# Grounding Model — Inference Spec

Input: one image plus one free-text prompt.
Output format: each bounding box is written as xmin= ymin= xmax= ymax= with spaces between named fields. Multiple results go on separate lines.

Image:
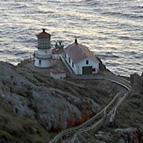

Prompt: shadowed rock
xmin=130 ymin=73 xmax=143 ymax=93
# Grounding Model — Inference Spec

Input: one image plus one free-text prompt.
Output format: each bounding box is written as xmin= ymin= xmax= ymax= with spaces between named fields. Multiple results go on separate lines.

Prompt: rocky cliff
xmin=0 ymin=61 xmax=140 ymax=143
xmin=87 ymin=73 xmax=143 ymax=143
xmin=0 ymin=61 xmax=124 ymax=143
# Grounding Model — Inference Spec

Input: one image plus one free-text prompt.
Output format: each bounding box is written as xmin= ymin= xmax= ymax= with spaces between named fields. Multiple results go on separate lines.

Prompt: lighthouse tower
xmin=34 ymin=29 xmax=53 ymax=68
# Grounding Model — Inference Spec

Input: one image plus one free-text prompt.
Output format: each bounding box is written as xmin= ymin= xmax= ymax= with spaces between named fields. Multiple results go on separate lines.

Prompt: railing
xmin=34 ymin=51 xmax=52 ymax=59
xmin=70 ymin=92 xmax=129 ymax=143
xmin=49 ymin=75 xmax=131 ymax=143
xmin=60 ymin=55 xmax=74 ymax=74
xmin=70 ymin=88 xmax=130 ymax=142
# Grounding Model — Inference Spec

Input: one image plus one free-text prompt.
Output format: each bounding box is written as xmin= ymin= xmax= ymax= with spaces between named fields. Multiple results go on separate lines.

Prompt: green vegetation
xmin=0 ymin=99 xmax=51 ymax=143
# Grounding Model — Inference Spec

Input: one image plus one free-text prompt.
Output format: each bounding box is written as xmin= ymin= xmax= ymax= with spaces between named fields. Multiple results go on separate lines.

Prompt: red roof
xmin=50 ymin=68 xmax=65 ymax=74
xmin=65 ymin=40 xmax=99 ymax=64
xmin=52 ymin=48 xmax=64 ymax=54
xmin=37 ymin=29 xmax=51 ymax=39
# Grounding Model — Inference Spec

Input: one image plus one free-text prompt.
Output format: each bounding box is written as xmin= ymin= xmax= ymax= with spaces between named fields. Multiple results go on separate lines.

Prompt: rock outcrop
xmin=88 ymin=127 xmax=143 ymax=143
xmin=96 ymin=57 xmax=108 ymax=72
xmin=130 ymin=73 xmax=143 ymax=93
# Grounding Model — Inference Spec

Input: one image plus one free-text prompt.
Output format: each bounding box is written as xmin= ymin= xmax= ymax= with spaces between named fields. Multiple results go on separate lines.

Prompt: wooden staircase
xmin=49 ymin=75 xmax=131 ymax=143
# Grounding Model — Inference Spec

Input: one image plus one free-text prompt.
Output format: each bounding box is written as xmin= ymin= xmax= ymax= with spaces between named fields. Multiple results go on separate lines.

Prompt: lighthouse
xmin=34 ymin=29 xmax=53 ymax=68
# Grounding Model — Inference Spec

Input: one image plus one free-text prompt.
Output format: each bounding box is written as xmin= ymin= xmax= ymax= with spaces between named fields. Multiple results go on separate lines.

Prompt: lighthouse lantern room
xmin=34 ymin=29 xmax=53 ymax=68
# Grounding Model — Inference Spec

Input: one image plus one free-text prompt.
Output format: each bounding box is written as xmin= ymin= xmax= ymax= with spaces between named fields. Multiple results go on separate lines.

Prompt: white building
xmin=34 ymin=29 xmax=53 ymax=68
xmin=50 ymin=68 xmax=66 ymax=79
xmin=65 ymin=39 xmax=99 ymax=75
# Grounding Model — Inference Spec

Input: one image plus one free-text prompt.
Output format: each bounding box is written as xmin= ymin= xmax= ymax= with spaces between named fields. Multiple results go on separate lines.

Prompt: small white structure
xmin=52 ymin=48 xmax=63 ymax=60
xmin=34 ymin=29 xmax=53 ymax=68
xmin=65 ymin=39 xmax=99 ymax=75
xmin=50 ymin=68 xmax=66 ymax=79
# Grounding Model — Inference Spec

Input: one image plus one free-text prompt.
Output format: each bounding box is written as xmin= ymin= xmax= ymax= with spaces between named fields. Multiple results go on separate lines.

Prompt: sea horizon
xmin=0 ymin=0 xmax=143 ymax=76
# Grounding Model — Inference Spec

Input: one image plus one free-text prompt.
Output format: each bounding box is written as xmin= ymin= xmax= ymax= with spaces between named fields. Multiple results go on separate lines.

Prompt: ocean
xmin=0 ymin=0 xmax=143 ymax=76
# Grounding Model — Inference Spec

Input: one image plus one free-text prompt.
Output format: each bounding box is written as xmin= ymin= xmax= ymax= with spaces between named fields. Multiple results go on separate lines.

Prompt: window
xmin=69 ymin=57 xmax=71 ymax=63
xmin=92 ymin=68 xmax=96 ymax=72
xmin=39 ymin=60 xmax=41 ymax=66
xmin=86 ymin=60 xmax=89 ymax=65
xmin=72 ymin=62 xmax=74 ymax=68
xmin=38 ymin=39 xmax=50 ymax=49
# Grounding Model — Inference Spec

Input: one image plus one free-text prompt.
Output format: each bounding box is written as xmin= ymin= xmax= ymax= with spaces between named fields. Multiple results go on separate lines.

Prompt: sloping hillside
xmin=0 ymin=61 xmax=127 ymax=142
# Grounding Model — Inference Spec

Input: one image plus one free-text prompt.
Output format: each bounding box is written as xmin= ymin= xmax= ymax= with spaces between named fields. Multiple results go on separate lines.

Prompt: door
xmin=82 ymin=66 xmax=92 ymax=74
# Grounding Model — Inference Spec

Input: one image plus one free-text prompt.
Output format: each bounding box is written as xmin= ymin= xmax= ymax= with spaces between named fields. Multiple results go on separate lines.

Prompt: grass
xmin=0 ymin=99 xmax=51 ymax=143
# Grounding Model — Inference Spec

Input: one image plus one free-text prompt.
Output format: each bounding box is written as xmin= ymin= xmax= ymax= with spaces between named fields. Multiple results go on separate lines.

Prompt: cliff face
xmin=117 ymin=73 xmax=143 ymax=128
xmin=0 ymin=61 xmax=128 ymax=142
xmin=0 ymin=62 xmax=102 ymax=131
xmin=87 ymin=73 xmax=143 ymax=143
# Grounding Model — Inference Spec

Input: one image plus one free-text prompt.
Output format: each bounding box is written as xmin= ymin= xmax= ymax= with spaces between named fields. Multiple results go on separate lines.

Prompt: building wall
xmin=77 ymin=58 xmax=99 ymax=75
xmin=65 ymin=53 xmax=99 ymax=75
xmin=65 ymin=53 xmax=77 ymax=74
xmin=34 ymin=58 xmax=53 ymax=68
xmin=35 ymin=49 xmax=52 ymax=59
xmin=52 ymin=54 xmax=61 ymax=60
xmin=38 ymin=49 xmax=50 ymax=55
xmin=50 ymin=72 xmax=66 ymax=79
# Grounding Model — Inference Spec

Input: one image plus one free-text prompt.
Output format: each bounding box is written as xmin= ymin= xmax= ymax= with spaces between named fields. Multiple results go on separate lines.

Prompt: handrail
xmin=70 ymin=87 xmax=130 ymax=142
xmin=49 ymin=75 xmax=131 ymax=143
xmin=70 ymin=93 xmax=122 ymax=143
xmin=34 ymin=51 xmax=52 ymax=59
xmin=49 ymin=92 xmax=120 ymax=143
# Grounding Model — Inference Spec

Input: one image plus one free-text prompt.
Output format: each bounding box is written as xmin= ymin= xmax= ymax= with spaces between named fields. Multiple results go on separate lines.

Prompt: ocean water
xmin=0 ymin=0 xmax=143 ymax=76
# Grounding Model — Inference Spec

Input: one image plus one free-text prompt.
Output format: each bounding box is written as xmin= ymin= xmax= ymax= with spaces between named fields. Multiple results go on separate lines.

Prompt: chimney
xmin=43 ymin=29 xmax=45 ymax=33
xmin=75 ymin=39 xmax=78 ymax=44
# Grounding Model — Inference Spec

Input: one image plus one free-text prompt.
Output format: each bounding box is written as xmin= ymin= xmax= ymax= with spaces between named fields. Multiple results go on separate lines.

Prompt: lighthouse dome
xmin=37 ymin=29 xmax=51 ymax=49
xmin=37 ymin=29 xmax=51 ymax=39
